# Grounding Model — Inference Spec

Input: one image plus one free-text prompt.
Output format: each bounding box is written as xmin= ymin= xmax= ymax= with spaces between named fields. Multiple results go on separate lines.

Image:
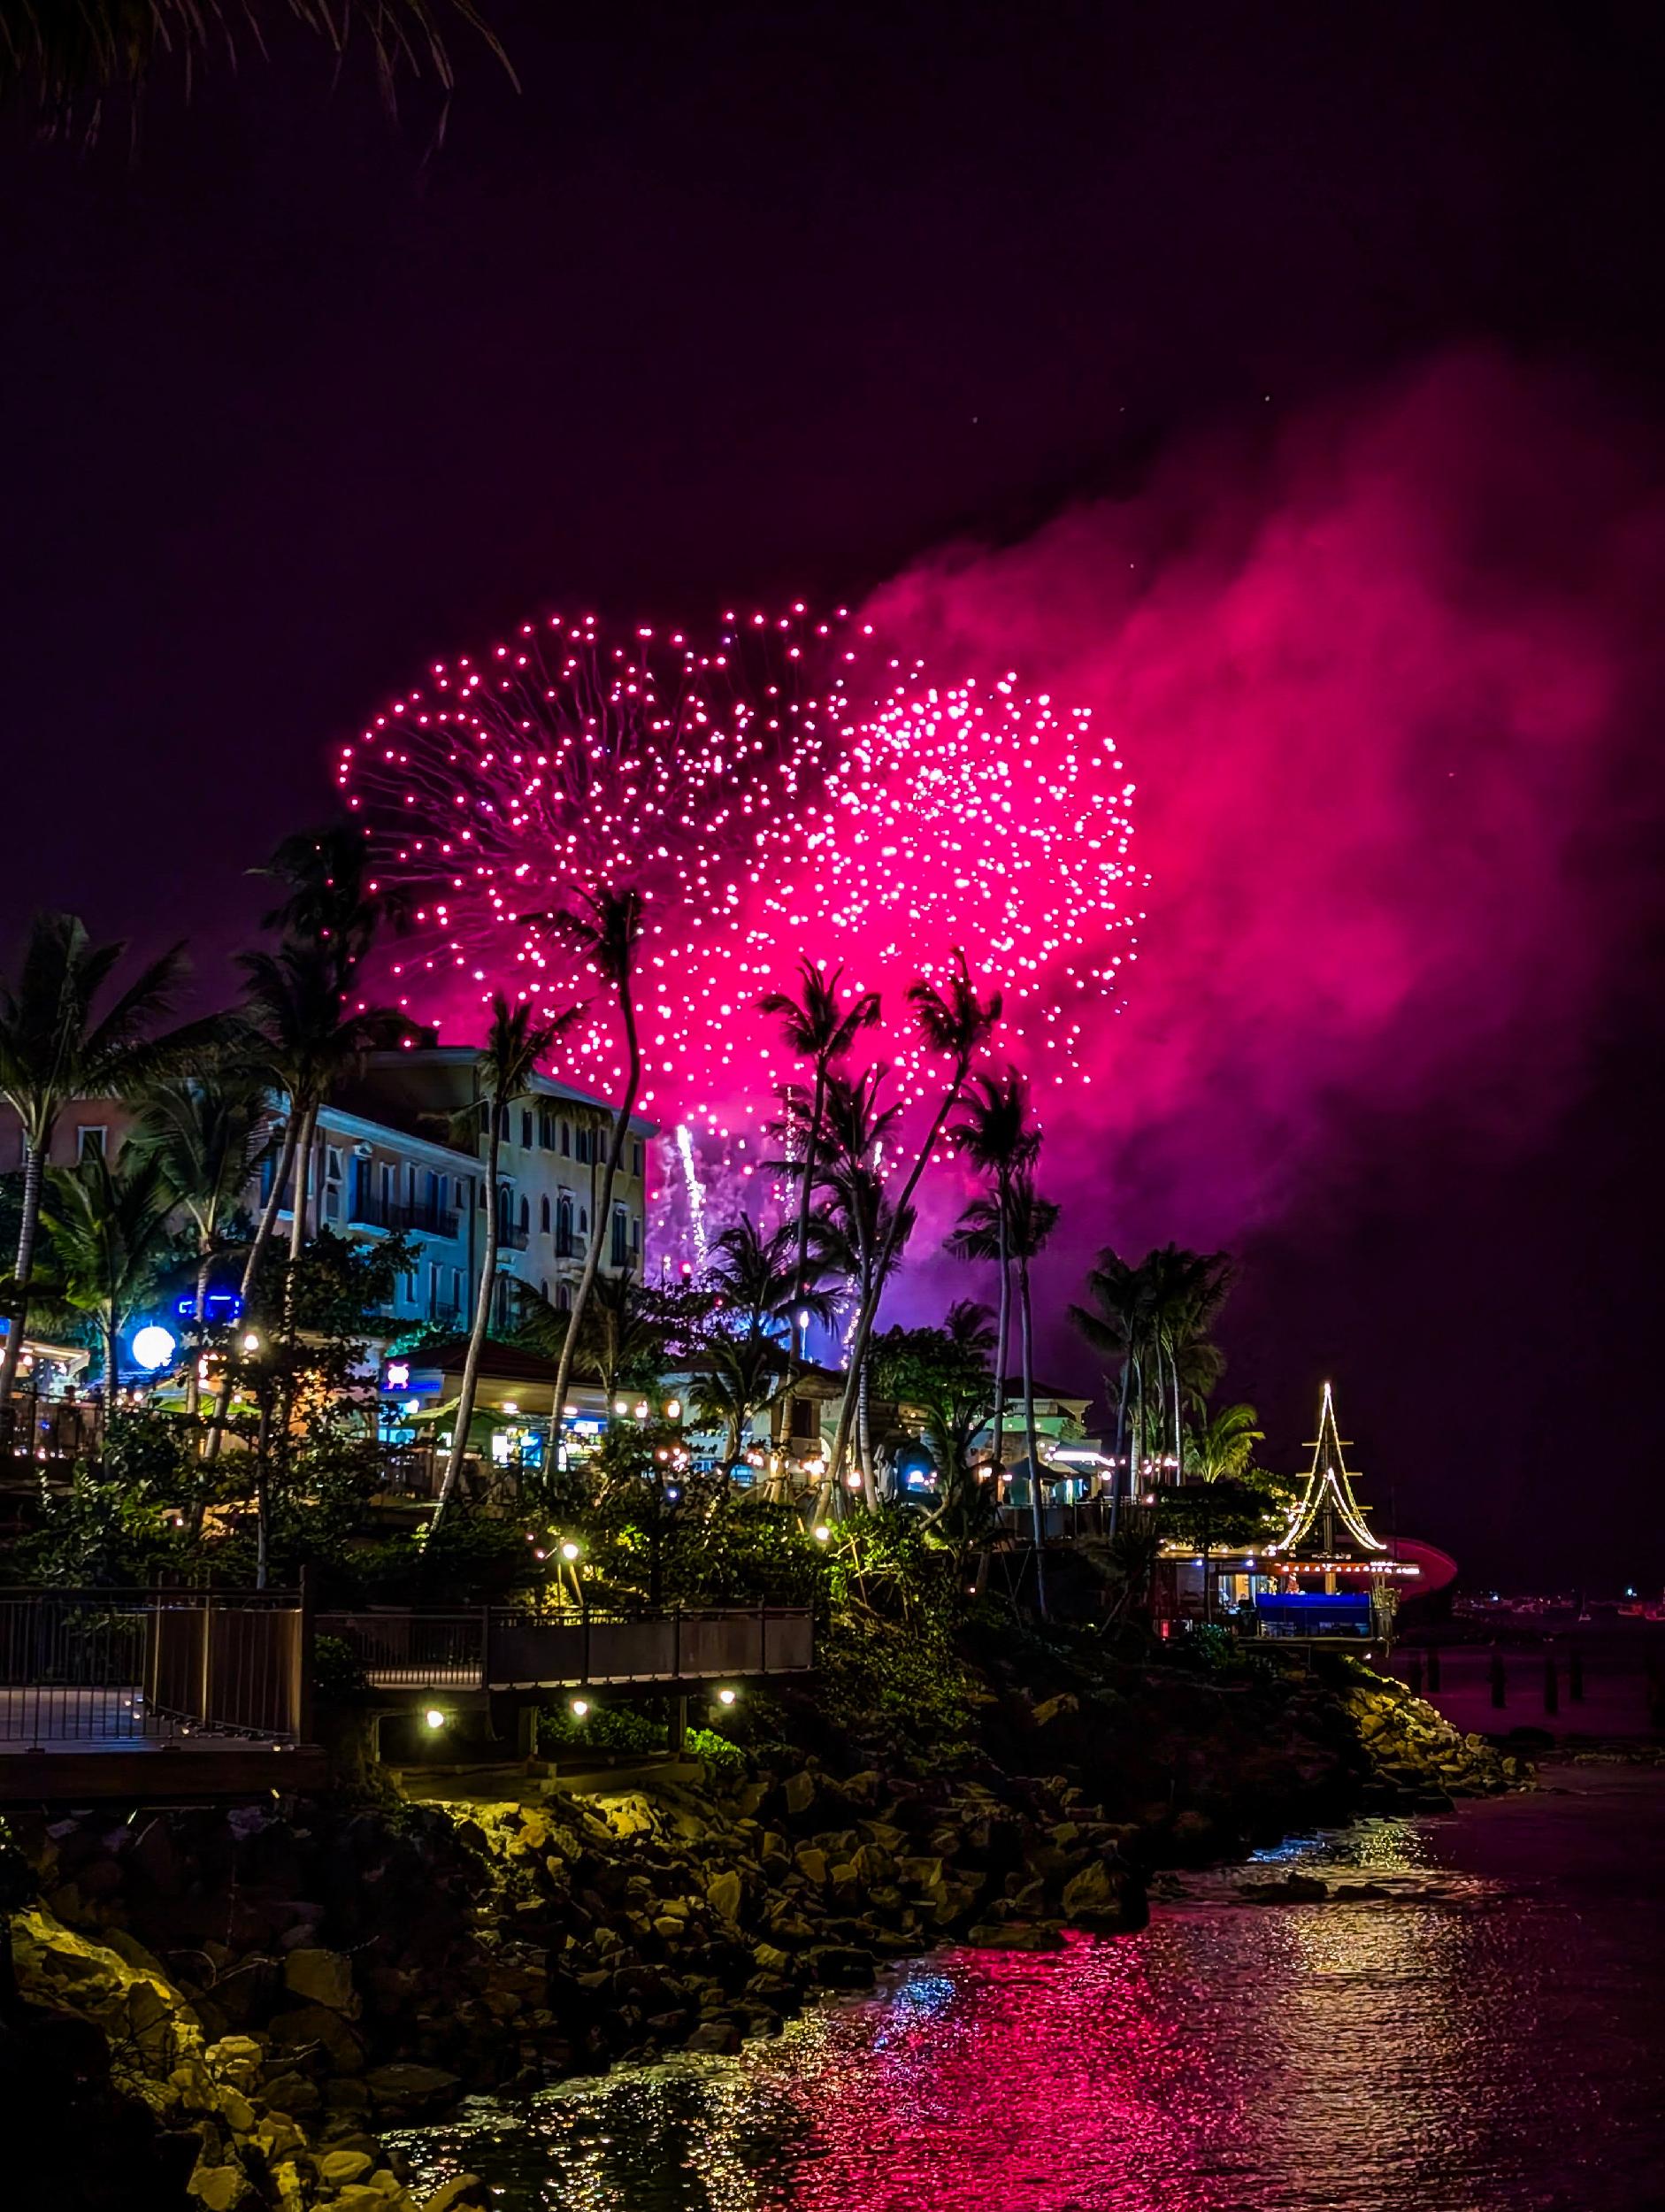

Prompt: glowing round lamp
xmin=423 ymin=1708 xmax=447 ymax=1731
xmin=570 ymin=1698 xmax=590 ymax=1720
xmin=131 ymin=1325 xmax=178 ymax=1372
xmin=717 ymin=1686 xmax=737 ymax=1707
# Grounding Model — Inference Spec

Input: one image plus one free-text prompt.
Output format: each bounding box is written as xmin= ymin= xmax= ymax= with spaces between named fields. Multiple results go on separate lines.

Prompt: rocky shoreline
xmin=3 ymin=1654 xmax=1522 ymax=2211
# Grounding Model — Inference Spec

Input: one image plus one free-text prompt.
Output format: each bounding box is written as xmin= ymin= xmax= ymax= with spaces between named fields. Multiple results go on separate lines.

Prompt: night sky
xmin=4 ymin=0 xmax=1663 ymax=1590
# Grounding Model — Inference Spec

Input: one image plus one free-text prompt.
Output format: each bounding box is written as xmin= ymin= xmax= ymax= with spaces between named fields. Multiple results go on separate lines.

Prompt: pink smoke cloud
xmin=863 ymin=350 xmax=1664 ymax=1289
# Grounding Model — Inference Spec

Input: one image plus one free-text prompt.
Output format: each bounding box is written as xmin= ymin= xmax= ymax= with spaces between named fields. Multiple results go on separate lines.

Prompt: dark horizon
xmin=4 ymin=0 xmax=1663 ymax=1592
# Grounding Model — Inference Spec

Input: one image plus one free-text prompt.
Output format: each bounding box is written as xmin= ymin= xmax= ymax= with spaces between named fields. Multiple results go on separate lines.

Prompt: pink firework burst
xmin=338 ymin=603 xmax=1140 ymax=1133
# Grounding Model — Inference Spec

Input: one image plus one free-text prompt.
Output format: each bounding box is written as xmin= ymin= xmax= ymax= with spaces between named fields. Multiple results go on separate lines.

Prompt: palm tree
xmin=950 ymin=1175 xmax=1059 ymax=1613
xmin=799 ymin=1066 xmax=909 ymax=1509
xmin=0 ymin=913 xmax=188 ymax=1421
xmin=1140 ymin=1244 xmax=1233 ymax=1482
xmin=694 ymin=1217 xmax=838 ymax=1472
xmin=40 ymin=1151 xmax=176 ymax=1433
xmin=255 ymin=825 xmax=395 ymax=972
xmin=1186 ymin=1401 xmax=1264 ymax=1483
xmin=1070 ymin=1248 xmax=1149 ymax=1530
xmin=1009 ymin=1174 xmax=1061 ymax=1614
xmin=758 ymin=962 xmax=880 ymax=1363
xmin=948 ymin=1068 xmax=1040 ymax=1494
xmin=5 ymin=0 xmax=508 ymax=138
xmin=824 ymin=952 xmax=1001 ymax=1500
xmin=534 ymin=888 xmax=645 ymax=1446
xmin=1071 ymin=1244 xmax=1233 ymax=1514
xmin=432 ymin=995 xmax=566 ymax=1532
xmin=234 ymin=941 xmax=410 ymax=1288
xmin=126 ymin=1078 xmax=269 ymax=1417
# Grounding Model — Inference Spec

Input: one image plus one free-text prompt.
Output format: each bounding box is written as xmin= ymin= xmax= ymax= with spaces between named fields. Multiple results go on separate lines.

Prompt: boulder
xmin=423 ymin=2177 xmax=493 ymax=2212
xmin=189 ymin=2165 xmax=250 ymax=2210
xmin=782 ymin=1770 xmax=817 ymax=1817
xmin=685 ymin=2020 xmax=742 ymax=2055
xmin=364 ymin=2062 xmax=461 ymax=2113
xmin=705 ymin=1870 xmax=743 ymax=1924
xmin=318 ymin=2150 xmax=376 ymax=2187
xmin=270 ymin=2001 xmax=367 ymax=2074
xmin=284 ymin=1947 xmax=358 ymax=2016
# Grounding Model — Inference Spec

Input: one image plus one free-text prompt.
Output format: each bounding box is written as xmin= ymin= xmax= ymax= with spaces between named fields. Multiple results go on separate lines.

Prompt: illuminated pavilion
xmin=1254 ymin=1383 xmax=1419 ymax=1640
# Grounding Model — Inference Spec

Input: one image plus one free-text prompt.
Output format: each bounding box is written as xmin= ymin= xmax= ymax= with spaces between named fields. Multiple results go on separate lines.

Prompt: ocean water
xmin=396 ymin=1763 xmax=1665 ymax=2212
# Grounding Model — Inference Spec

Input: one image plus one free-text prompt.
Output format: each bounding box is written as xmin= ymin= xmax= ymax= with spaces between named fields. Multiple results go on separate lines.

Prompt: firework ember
xmin=339 ymin=606 xmax=1140 ymax=1138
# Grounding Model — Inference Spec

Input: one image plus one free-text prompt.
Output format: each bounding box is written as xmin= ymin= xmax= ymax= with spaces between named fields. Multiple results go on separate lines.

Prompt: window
xmin=452 ymin=1267 xmax=464 ymax=1310
xmin=426 ymin=1263 xmax=439 ymax=1317
xmin=560 ymin=1118 xmax=572 ymax=1156
xmin=520 ymin=1110 xmax=533 ymax=1150
xmin=790 ymin=1397 xmax=818 ymax=1441
xmin=518 ymin=1194 xmax=530 ymax=1233
xmin=323 ymin=1149 xmax=343 ymax=1223
xmin=556 ymin=1193 xmax=574 ymax=1257
xmin=539 ymin=1108 xmax=555 ymax=1149
xmin=631 ymin=1213 xmax=641 ymax=1253
xmin=539 ymin=1278 xmax=549 ymax=1302
xmin=632 ymin=1140 xmax=643 ymax=1179
xmin=579 ymin=1208 xmax=588 ymax=1235
xmin=556 ymin=1282 xmax=572 ymax=1314
xmin=540 ymin=1194 xmax=551 ymax=1233
xmin=75 ymin=1125 xmax=107 ymax=1163
xmin=610 ymin=1206 xmax=629 ymax=1268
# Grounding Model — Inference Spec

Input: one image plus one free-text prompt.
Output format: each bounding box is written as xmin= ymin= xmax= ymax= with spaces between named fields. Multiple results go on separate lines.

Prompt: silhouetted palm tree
xmin=694 ymin=1216 xmax=840 ymax=1470
xmin=127 ymin=1078 xmax=269 ymax=1417
xmin=433 ymin=994 xmax=567 ymax=1532
xmin=41 ymin=1150 xmax=175 ymax=1433
xmin=4 ymin=0 xmax=508 ymax=139
xmin=532 ymin=887 xmax=645 ymax=1446
xmin=952 ymin=1173 xmax=1059 ymax=1613
xmin=0 ymin=912 xmax=188 ymax=1418
xmin=759 ymin=961 xmax=880 ymax=1362
xmin=948 ymin=1067 xmax=1040 ymax=1493
xmin=825 ymin=952 xmax=1001 ymax=1501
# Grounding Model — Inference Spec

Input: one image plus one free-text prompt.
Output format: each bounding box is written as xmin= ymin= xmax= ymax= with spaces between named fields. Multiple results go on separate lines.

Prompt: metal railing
xmin=0 ymin=1588 xmax=308 ymax=1747
xmin=318 ymin=1603 xmax=815 ymax=1694
xmin=349 ymin=1194 xmax=461 ymax=1239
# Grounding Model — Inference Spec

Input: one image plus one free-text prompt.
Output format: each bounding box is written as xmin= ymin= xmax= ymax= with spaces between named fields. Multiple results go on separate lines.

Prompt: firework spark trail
xmin=339 ymin=605 xmax=1141 ymax=1152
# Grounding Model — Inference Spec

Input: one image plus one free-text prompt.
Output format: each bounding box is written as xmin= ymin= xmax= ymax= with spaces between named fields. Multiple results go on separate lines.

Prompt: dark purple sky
xmin=3 ymin=0 xmax=1662 ymax=1588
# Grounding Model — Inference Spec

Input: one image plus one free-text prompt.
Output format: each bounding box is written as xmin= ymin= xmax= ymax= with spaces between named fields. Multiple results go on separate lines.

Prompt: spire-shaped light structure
xmin=1269 ymin=1381 xmax=1385 ymax=1559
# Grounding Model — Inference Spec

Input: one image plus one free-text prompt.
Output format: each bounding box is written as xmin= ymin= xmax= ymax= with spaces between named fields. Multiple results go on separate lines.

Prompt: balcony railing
xmin=0 ymin=1587 xmax=308 ymax=1745
xmin=348 ymin=1194 xmax=460 ymax=1239
xmin=316 ymin=1603 xmax=815 ymax=1694
xmin=496 ymin=1221 xmax=531 ymax=1251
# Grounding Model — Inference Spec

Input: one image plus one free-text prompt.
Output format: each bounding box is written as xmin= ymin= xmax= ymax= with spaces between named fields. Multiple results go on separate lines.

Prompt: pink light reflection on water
xmin=400 ymin=1776 xmax=1665 ymax=2212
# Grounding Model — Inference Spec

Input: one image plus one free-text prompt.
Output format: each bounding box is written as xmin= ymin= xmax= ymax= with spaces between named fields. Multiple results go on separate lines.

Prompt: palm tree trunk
xmin=552 ymin=987 xmax=641 ymax=1441
xmin=990 ymin=1191 xmax=1010 ymax=1491
xmin=825 ymin=1075 xmax=965 ymax=1495
xmin=1109 ymin=1352 xmax=1132 ymax=1536
xmin=1018 ymin=1248 xmax=1047 ymax=1619
xmin=434 ymin=1118 xmax=501 ymax=1532
xmin=287 ymin=1099 xmax=318 ymax=1270
xmin=791 ymin=1067 xmax=825 ymax=1365
xmin=1170 ymin=1339 xmax=1184 ymax=1484
xmin=0 ymin=1141 xmax=44 ymax=1417
xmin=857 ymin=1362 xmax=877 ymax=1509
xmin=185 ymin=1246 xmax=211 ymax=1420
xmin=203 ymin=1112 xmax=299 ymax=1463
xmin=104 ymin=1300 xmax=121 ymax=1441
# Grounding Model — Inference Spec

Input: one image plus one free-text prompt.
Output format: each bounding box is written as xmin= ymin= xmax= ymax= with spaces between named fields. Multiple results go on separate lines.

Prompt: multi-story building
xmin=335 ymin=1049 xmax=654 ymax=1326
xmin=0 ymin=1048 xmax=653 ymax=1355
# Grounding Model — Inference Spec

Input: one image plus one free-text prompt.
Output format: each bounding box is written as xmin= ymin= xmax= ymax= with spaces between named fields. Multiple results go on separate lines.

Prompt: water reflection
xmin=397 ymin=1772 xmax=1664 ymax=2212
